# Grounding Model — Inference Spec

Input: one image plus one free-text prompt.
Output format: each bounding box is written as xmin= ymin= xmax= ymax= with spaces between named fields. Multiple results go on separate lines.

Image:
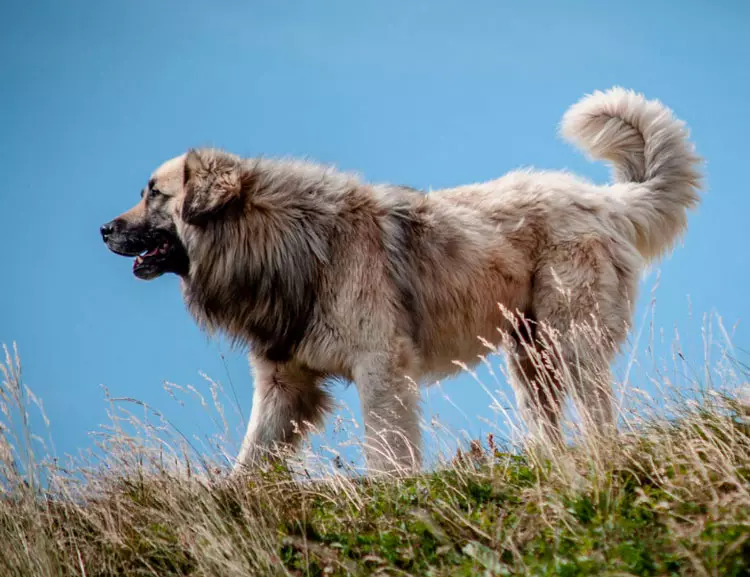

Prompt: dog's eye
xmin=149 ymin=188 xmax=162 ymax=199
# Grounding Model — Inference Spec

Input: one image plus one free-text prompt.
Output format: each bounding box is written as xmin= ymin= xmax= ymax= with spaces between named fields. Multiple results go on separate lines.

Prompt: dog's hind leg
xmin=353 ymin=340 xmax=422 ymax=474
xmin=532 ymin=239 xmax=635 ymax=441
xmin=505 ymin=316 xmax=565 ymax=449
xmin=234 ymin=357 xmax=333 ymax=471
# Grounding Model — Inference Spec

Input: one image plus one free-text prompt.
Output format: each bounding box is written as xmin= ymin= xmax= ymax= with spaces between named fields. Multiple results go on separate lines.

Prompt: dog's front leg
xmin=353 ymin=347 xmax=422 ymax=474
xmin=234 ymin=357 xmax=332 ymax=472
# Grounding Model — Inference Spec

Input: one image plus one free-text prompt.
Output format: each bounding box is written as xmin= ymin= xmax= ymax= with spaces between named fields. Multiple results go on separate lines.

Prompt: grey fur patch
xmin=380 ymin=187 xmax=424 ymax=347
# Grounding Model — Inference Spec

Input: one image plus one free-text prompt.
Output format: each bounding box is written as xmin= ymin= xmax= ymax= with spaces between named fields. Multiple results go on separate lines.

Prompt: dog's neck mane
xmin=180 ymin=158 xmax=364 ymax=362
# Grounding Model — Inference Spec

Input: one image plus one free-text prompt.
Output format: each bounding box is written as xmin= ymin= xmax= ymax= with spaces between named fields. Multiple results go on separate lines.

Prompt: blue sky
xmin=1 ymin=0 xmax=749 ymax=469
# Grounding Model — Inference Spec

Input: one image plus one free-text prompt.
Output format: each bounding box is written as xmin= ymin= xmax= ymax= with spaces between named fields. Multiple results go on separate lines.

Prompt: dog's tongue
xmin=133 ymin=247 xmax=161 ymax=267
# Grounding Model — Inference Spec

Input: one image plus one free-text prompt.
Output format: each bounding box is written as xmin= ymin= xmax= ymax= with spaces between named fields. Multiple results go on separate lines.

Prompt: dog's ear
xmin=182 ymin=149 xmax=242 ymax=226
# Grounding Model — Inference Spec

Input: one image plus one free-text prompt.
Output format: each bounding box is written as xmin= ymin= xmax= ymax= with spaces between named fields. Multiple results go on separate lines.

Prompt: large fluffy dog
xmin=101 ymin=88 xmax=701 ymax=472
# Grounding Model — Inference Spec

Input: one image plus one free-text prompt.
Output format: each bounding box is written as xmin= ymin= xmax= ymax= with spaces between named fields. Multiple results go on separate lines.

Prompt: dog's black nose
xmin=100 ymin=222 xmax=114 ymax=241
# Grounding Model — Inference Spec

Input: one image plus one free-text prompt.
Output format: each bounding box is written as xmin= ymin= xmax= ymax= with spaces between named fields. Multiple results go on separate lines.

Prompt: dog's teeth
xmin=135 ymin=255 xmax=143 ymax=265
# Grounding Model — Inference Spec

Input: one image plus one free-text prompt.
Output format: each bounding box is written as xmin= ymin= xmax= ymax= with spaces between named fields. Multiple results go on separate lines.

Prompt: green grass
xmin=1 ymin=342 xmax=749 ymax=576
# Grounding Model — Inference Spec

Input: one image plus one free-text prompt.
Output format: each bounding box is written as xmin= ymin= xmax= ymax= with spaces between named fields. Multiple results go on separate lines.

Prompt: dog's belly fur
xmin=414 ymin=186 xmax=539 ymax=379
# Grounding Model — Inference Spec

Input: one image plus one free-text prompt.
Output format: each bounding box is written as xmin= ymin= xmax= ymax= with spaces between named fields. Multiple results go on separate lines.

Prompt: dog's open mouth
xmin=133 ymin=241 xmax=170 ymax=274
xmin=103 ymin=225 xmax=190 ymax=280
xmin=131 ymin=237 xmax=189 ymax=280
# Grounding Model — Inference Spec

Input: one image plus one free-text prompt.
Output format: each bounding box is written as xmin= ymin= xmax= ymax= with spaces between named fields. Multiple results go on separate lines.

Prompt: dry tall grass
xmin=1 ymin=311 xmax=748 ymax=576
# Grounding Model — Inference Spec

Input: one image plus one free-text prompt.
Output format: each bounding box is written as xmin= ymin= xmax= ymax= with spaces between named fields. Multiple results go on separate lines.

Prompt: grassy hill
xmin=1 ymin=342 xmax=748 ymax=576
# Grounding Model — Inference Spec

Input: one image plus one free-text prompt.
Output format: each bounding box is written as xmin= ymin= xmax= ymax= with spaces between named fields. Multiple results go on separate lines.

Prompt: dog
xmin=101 ymin=88 xmax=701 ymax=473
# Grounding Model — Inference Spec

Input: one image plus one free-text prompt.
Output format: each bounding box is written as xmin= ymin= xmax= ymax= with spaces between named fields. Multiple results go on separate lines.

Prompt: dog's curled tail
xmin=561 ymin=87 xmax=702 ymax=261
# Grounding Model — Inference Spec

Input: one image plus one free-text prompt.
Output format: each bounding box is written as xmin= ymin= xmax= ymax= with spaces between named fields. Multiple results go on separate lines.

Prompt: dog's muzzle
xmin=100 ymin=218 xmax=189 ymax=280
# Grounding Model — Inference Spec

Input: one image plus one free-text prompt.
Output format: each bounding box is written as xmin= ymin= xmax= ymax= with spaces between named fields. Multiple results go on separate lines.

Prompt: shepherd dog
xmin=101 ymin=88 xmax=701 ymax=473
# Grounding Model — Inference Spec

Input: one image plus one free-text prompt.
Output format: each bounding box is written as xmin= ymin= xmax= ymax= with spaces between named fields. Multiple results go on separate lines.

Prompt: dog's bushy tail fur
xmin=561 ymin=87 xmax=702 ymax=261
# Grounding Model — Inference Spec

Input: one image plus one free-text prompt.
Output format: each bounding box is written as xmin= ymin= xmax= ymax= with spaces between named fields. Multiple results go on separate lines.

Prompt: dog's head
xmin=101 ymin=149 xmax=243 ymax=280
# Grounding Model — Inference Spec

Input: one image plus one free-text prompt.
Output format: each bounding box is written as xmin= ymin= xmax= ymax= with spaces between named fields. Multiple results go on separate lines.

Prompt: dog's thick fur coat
xmin=103 ymin=88 xmax=701 ymax=472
